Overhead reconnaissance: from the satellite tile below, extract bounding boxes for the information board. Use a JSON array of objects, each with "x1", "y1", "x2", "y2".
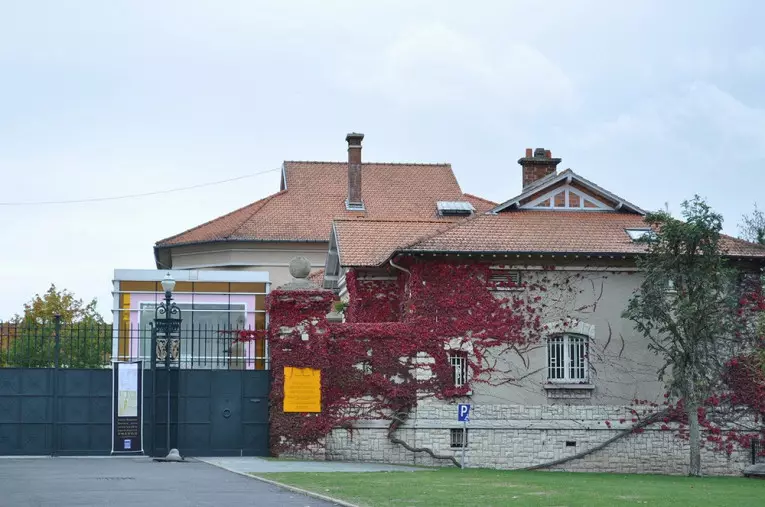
[
  {"x1": 112, "y1": 361, "x2": 143, "y2": 454},
  {"x1": 283, "y1": 367, "x2": 321, "y2": 413}
]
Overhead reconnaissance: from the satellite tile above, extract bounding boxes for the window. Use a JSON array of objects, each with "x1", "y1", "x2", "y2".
[
  {"x1": 449, "y1": 351, "x2": 468, "y2": 387},
  {"x1": 437, "y1": 201, "x2": 475, "y2": 216},
  {"x1": 488, "y1": 268, "x2": 521, "y2": 290},
  {"x1": 547, "y1": 334, "x2": 588, "y2": 383},
  {"x1": 625, "y1": 228, "x2": 654, "y2": 241},
  {"x1": 450, "y1": 428, "x2": 468, "y2": 448},
  {"x1": 355, "y1": 360, "x2": 372, "y2": 375}
]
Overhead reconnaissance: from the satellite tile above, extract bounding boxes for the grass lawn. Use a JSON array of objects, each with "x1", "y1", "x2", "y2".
[{"x1": 257, "y1": 469, "x2": 765, "y2": 507}]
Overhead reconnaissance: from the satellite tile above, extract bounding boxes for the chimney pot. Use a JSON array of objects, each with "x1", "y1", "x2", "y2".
[
  {"x1": 545, "y1": 150, "x2": 552, "y2": 158},
  {"x1": 525, "y1": 148, "x2": 532, "y2": 157},
  {"x1": 346, "y1": 132, "x2": 364, "y2": 209}
]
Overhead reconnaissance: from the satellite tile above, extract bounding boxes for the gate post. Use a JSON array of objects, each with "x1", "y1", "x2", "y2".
[
  {"x1": 150, "y1": 322, "x2": 157, "y2": 457},
  {"x1": 51, "y1": 314, "x2": 61, "y2": 456}
]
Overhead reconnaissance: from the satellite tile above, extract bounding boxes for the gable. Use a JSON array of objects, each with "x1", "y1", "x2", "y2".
[
  {"x1": 520, "y1": 181, "x2": 617, "y2": 211},
  {"x1": 491, "y1": 169, "x2": 644, "y2": 215}
]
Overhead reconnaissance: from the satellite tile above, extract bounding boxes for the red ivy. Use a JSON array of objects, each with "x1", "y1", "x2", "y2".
[{"x1": 258, "y1": 259, "x2": 546, "y2": 454}]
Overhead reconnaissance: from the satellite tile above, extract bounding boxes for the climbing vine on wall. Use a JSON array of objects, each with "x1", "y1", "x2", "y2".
[
  {"x1": 260, "y1": 260, "x2": 555, "y2": 455},
  {"x1": 625, "y1": 287, "x2": 765, "y2": 457},
  {"x1": 238, "y1": 259, "x2": 764, "y2": 461}
]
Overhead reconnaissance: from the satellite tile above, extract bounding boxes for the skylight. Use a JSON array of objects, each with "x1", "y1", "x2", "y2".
[
  {"x1": 625, "y1": 228, "x2": 654, "y2": 241},
  {"x1": 437, "y1": 201, "x2": 475, "y2": 216}
]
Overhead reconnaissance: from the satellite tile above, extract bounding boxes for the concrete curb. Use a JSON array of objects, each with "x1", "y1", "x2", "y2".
[{"x1": 198, "y1": 460, "x2": 359, "y2": 507}]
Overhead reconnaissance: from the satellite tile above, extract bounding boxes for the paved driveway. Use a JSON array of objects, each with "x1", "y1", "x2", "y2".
[{"x1": 0, "y1": 457, "x2": 336, "y2": 507}]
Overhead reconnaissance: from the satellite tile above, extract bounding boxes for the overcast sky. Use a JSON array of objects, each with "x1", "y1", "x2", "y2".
[{"x1": 1, "y1": 0, "x2": 763, "y2": 320}]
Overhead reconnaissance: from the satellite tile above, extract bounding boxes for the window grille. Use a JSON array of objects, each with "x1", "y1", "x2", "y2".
[
  {"x1": 547, "y1": 334, "x2": 588, "y2": 383},
  {"x1": 449, "y1": 352, "x2": 468, "y2": 387},
  {"x1": 754, "y1": 440, "x2": 764, "y2": 464},
  {"x1": 450, "y1": 428, "x2": 468, "y2": 448},
  {"x1": 488, "y1": 269, "x2": 521, "y2": 290}
]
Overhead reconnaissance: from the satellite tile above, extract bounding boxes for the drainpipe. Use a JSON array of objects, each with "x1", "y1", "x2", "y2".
[{"x1": 389, "y1": 256, "x2": 412, "y2": 299}]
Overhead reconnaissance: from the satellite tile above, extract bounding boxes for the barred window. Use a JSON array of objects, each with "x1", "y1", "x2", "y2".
[
  {"x1": 547, "y1": 333, "x2": 588, "y2": 383},
  {"x1": 449, "y1": 351, "x2": 468, "y2": 387},
  {"x1": 450, "y1": 428, "x2": 468, "y2": 448}
]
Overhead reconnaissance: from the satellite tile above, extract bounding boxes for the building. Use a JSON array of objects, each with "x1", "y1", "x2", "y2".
[
  {"x1": 154, "y1": 133, "x2": 494, "y2": 288},
  {"x1": 316, "y1": 148, "x2": 765, "y2": 475}
]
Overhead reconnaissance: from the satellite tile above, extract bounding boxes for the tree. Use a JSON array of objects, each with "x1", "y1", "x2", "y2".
[
  {"x1": 2, "y1": 285, "x2": 110, "y2": 368},
  {"x1": 14, "y1": 284, "x2": 105, "y2": 325},
  {"x1": 739, "y1": 204, "x2": 765, "y2": 245},
  {"x1": 623, "y1": 196, "x2": 757, "y2": 476}
]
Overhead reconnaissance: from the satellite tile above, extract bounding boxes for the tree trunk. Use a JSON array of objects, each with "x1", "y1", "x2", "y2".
[{"x1": 687, "y1": 401, "x2": 702, "y2": 476}]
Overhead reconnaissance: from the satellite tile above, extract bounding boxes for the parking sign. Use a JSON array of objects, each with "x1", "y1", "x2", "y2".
[{"x1": 458, "y1": 404, "x2": 470, "y2": 422}]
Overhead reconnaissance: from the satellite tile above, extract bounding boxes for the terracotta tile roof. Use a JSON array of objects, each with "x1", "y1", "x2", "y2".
[
  {"x1": 719, "y1": 235, "x2": 765, "y2": 258},
  {"x1": 402, "y1": 211, "x2": 765, "y2": 258},
  {"x1": 333, "y1": 219, "x2": 454, "y2": 267},
  {"x1": 307, "y1": 268, "x2": 325, "y2": 286},
  {"x1": 156, "y1": 161, "x2": 493, "y2": 247},
  {"x1": 334, "y1": 211, "x2": 765, "y2": 267}
]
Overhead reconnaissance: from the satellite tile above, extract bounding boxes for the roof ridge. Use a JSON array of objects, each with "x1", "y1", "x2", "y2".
[
  {"x1": 334, "y1": 218, "x2": 451, "y2": 224},
  {"x1": 721, "y1": 233, "x2": 765, "y2": 250},
  {"x1": 462, "y1": 192, "x2": 497, "y2": 206},
  {"x1": 284, "y1": 160, "x2": 452, "y2": 167},
  {"x1": 224, "y1": 191, "x2": 287, "y2": 239},
  {"x1": 155, "y1": 191, "x2": 285, "y2": 246},
  {"x1": 396, "y1": 212, "x2": 489, "y2": 253}
]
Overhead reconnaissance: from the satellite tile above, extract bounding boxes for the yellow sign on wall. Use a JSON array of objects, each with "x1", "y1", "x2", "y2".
[{"x1": 283, "y1": 367, "x2": 321, "y2": 413}]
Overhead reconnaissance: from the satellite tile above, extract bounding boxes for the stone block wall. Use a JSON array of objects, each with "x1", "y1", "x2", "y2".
[{"x1": 308, "y1": 403, "x2": 751, "y2": 476}]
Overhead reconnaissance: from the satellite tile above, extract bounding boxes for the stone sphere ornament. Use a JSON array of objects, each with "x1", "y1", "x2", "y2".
[{"x1": 289, "y1": 256, "x2": 312, "y2": 279}]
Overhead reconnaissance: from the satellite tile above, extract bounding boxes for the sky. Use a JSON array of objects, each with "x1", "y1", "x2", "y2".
[{"x1": 1, "y1": 0, "x2": 764, "y2": 320}]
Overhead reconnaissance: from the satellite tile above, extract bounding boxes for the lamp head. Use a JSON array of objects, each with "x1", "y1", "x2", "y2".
[{"x1": 161, "y1": 272, "x2": 176, "y2": 294}]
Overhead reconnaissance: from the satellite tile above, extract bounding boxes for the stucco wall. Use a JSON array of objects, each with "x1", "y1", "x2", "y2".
[
  {"x1": 471, "y1": 268, "x2": 664, "y2": 407},
  {"x1": 167, "y1": 241, "x2": 328, "y2": 288}
]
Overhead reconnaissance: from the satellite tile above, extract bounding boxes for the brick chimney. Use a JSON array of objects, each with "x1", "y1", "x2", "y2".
[
  {"x1": 346, "y1": 132, "x2": 364, "y2": 209},
  {"x1": 518, "y1": 147, "x2": 562, "y2": 189}
]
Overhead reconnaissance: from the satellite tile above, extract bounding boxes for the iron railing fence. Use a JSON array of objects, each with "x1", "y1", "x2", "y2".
[{"x1": 0, "y1": 320, "x2": 268, "y2": 370}]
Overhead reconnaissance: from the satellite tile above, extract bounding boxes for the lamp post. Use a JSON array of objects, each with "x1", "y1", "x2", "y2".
[{"x1": 154, "y1": 272, "x2": 182, "y2": 461}]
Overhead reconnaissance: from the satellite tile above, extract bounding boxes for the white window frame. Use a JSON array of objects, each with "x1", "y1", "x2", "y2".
[
  {"x1": 547, "y1": 333, "x2": 589, "y2": 383},
  {"x1": 449, "y1": 351, "x2": 468, "y2": 388}
]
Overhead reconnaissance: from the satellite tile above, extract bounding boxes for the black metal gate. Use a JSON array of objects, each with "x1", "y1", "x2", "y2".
[
  {"x1": 0, "y1": 321, "x2": 270, "y2": 457},
  {"x1": 146, "y1": 369, "x2": 269, "y2": 457}
]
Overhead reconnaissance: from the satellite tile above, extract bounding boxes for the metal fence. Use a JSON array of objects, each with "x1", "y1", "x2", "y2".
[{"x1": 0, "y1": 320, "x2": 268, "y2": 370}]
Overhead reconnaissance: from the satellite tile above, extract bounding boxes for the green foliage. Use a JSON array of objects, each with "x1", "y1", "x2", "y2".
[
  {"x1": 14, "y1": 284, "x2": 105, "y2": 325},
  {"x1": 0, "y1": 323, "x2": 112, "y2": 368},
  {"x1": 332, "y1": 300, "x2": 349, "y2": 313},
  {"x1": 623, "y1": 196, "x2": 759, "y2": 475},
  {"x1": 624, "y1": 196, "x2": 744, "y2": 400},
  {"x1": 739, "y1": 203, "x2": 765, "y2": 245},
  {"x1": 2, "y1": 285, "x2": 110, "y2": 368}
]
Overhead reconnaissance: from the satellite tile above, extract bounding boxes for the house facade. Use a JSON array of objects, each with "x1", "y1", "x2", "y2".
[
  {"x1": 154, "y1": 133, "x2": 494, "y2": 288},
  {"x1": 316, "y1": 148, "x2": 765, "y2": 475}
]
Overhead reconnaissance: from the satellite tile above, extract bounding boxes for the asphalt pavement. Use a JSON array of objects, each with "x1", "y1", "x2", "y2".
[{"x1": 0, "y1": 457, "x2": 337, "y2": 507}]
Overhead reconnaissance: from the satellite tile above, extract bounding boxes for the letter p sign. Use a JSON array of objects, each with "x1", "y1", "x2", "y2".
[{"x1": 457, "y1": 404, "x2": 471, "y2": 422}]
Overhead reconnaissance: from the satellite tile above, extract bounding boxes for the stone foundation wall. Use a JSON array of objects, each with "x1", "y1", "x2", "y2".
[{"x1": 292, "y1": 404, "x2": 750, "y2": 476}]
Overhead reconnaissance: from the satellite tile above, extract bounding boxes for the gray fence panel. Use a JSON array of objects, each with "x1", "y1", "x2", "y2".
[
  {"x1": 56, "y1": 370, "x2": 112, "y2": 455},
  {"x1": 0, "y1": 369, "x2": 53, "y2": 455}
]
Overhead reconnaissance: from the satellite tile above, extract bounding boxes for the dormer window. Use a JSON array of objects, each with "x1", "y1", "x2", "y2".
[
  {"x1": 437, "y1": 201, "x2": 475, "y2": 217},
  {"x1": 625, "y1": 228, "x2": 654, "y2": 241}
]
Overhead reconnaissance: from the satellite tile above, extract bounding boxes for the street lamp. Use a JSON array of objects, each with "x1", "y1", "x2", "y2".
[{"x1": 154, "y1": 272, "x2": 182, "y2": 461}]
